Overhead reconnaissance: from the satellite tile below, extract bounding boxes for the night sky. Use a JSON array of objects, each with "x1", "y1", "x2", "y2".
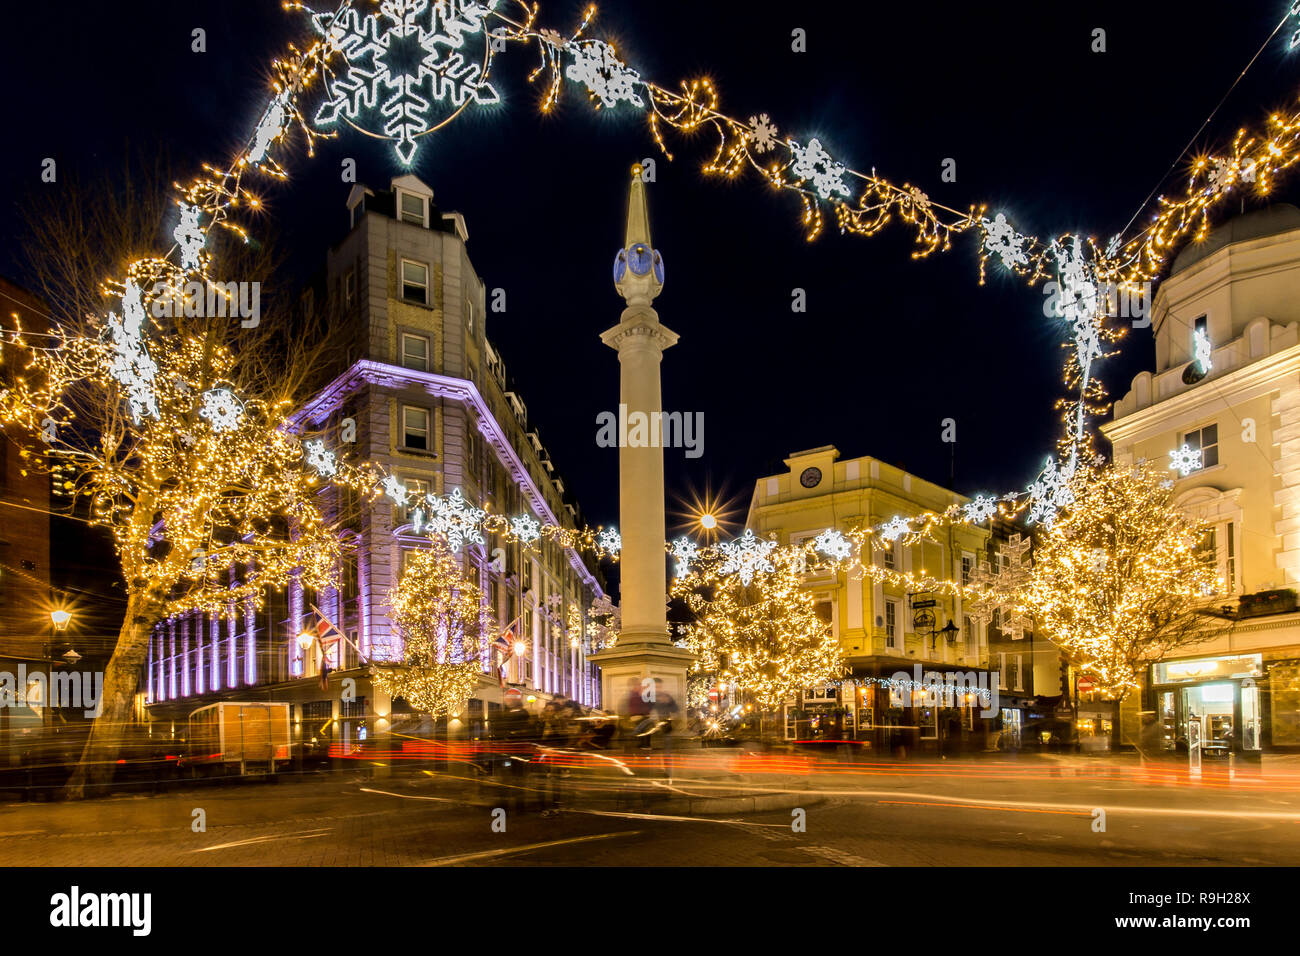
[{"x1": 4, "y1": 0, "x2": 1300, "y2": 536}]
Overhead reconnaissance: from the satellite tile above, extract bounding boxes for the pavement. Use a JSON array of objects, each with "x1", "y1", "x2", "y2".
[{"x1": 0, "y1": 750, "x2": 1297, "y2": 866}]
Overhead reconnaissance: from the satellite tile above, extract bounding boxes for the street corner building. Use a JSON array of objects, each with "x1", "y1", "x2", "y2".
[
  {"x1": 1103, "y1": 203, "x2": 1300, "y2": 758},
  {"x1": 744, "y1": 445, "x2": 1071, "y2": 755},
  {"x1": 142, "y1": 175, "x2": 608, "y2": 767}
]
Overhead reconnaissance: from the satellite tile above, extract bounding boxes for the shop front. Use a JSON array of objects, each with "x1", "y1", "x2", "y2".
[{"x1": 1149, "y1": 653, "x2": 1264, "y2": 756}]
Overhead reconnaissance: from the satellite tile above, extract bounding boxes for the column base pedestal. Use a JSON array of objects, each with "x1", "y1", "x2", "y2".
[{"x1": 589, "y1": 635, "x2": 694, "y2": 729}]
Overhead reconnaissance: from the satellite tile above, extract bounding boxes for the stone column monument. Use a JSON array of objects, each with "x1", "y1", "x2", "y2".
[{"x1": 589, "y1": 164, "x2": 693, "y2": 726}]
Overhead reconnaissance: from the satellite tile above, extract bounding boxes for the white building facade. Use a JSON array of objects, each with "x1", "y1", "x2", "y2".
[{"x1": 1103, "y1": 204, "x2": 1300, "y2": 754}]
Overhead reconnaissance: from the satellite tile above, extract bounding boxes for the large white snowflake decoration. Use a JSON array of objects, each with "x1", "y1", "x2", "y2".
[
  {"x1": 967, "y1": 533, "x2": 1033, "y2": 641},
  {"x1": 813, "y1": 528, "x2": 852, "y2": 562},
  {"x1": 198, "y1": 388, "x2": 244, "y2": 432},
  {"x1": 105, "y1": 280, "x2": 159, "y2": 422},
  {"x1": 748, "y1": 113, "x2": 779, "y2": 153},
  {"x1": 1027, "y1": 456, "x2": 1075, "y2": 526},
  {"x1": 303, "y1": 438, "x2": 338, "y2": 477},
  {"x1": 173, "y1": 203, "x2": 206, "y2": 273},
  {"x1": 564, "y1": 39, "x2": 644, "y2": 109},
  {"x1": 597, "y1": 527, "x2": 622, "y2": 556},
  {"x1": 1169, "y1": 444, "x2": 1202, "y2": 477},
  {"x1": 426, "y1": 486, "x2": 486, "y2": 552},
  {"x1": 510, "y1": 513, "x2": 541, "y2": 545},
  {"x1": 962, "y1": 494, "x2": 998, "y2": 526},
  {"x1": 670, "y1": 536, "x2": 698, "y2": 578},
  {"x1": 877, "y1": 515, "x2": 912, "y2": 544},
  {"x1": 719, "y1": 529, "x2": 777, "y2": 586},
  {"x1": 313, "y1": 0, "x2": 501, "y2": 165},
  {"x1": 981, "y1": 213, "x2": 1029, "y2": 272},
  {"x1": 790, "y1": 138, "x2": 852, "y2": 201}
]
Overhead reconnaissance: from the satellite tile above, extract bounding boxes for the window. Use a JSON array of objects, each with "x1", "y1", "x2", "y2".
[
  {"x1": 399, "y1": 191, "x2": 428, "y2": 226},
  {"x1": 813, "y1": 597, "x2": 834, "y2": 638},
  {"x1": 1226, "y1": 521, "x2": 1236, "y2": 590},
  {"x1": 1182, "y1": 423, "x2": 1219, "y2": 470},
  {"x1": 964, "y1": 615, "x2": 976, "y2": 653},
  {"x1": 401, "y1": 260, "x2": 429, "y2": 304},
  {"x1": 401, "y1": 405, "x2": 430, "y2": 451},
  {"x1": 397, "y1": 477, "x2": 430, "y2": 524},
  {"x1": 1000, "y1": 653, "x2": 1022, "y2": 691},
  {"x1": 400, "y1": 332, "x2": 430, "y2": 371},
  {"x1": 1197, "y1": 521, "x2": 1236, "y2": 594},
  {"x1": 961, "y1": 552, "x2": 974, "y2": 586},
  {"x1": 465, "y1": 293, "x2": 476, "y2": 334},
  {"x1": 882, "y1": 541, "x2": 896, "y2": 570},
  {"x1": 885, "y1": 600, "x2": 898, "y2": 649},
  {"x1": 343, "y1": 269, "x2": 355, "y2": 306}
]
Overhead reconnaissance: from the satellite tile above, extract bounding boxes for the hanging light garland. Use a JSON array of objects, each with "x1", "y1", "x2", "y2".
[{"x1": 8, "y1": 0, "x2": 1300, "y2": 571}]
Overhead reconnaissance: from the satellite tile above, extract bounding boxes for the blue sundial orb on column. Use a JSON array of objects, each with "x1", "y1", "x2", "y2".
[
  {"x1": 613, "y1": 249, "x2": 628, "y2": 284},
  {"x1": 652, "y1": 250, "x2": 665, "y2": 283},
  {"x1": 628, "y1": 243, "x2": 654, "y2": 276}
]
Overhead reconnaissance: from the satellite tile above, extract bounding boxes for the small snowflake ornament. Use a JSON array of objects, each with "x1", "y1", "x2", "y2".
[
  {"x1": 1169, "y1": 444, "x2": 1202, "y2": 477},
  {"x1": 510, "y1": 513, "x2": 541, "y2": 545},
  {"x1": 303, "y1": 439, "x2": 338, "y2": 477},
  {"x1": 981, "y1": 213, "x2": 1028, "y2": 272},
  {"x1": 1028, "y1": 456, "x2": 1076, "y2": 526},
  {"x1": 1193, "y1": 327, "x2": 1213, "y2": 373},
  {"x1": 597, "y1": 527, "x2": 622, "y2": 555},
  {"x1": 381, "y1": 474, "x2": 408, "y2": 505},
  {"x1": 813, "y1": 528, "x2": 852, "y2": 562},
  {"x1": 174, "y1": 203, "x2": 206, "y2": 273},
  {"x1": 748, "y1": 113, "x2": 779, "y2": 153},
  {"x1": 198, "y1": 388, "x2": 244, "y2": 432},
  {"x1": 565, "y1": 39, "x2": 644, "y2": 109},
  {"x1": 790, "y1": 138, "x2": 851, "y2": 200},
  {"x1": 426, "y1": 487, "x2": 486, "y2": 552},
  {"x1": 962, "y1": 494, "x2": 998, "y2": 525},
  {"x1": 877, "y1": 515, "x2": 912, "y2": 544},
  {"x1": 670, "y1": 536, "x2": 699, "y2": 578},
  {"x1": 106, "y1": 280, "x2": 159, "y2": 422},
  {"x1": 719, "y1": 529, "x2": 777, "y2": 586}
]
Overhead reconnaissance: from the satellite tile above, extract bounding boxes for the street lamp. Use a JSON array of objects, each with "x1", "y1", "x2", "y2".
[{"x1": 50, "y1": 609, "x2": 72, "y2": 631}]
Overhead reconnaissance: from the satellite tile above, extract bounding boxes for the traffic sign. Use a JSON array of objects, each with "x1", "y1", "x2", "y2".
[{"x1": 1077, "y1": 675, "x2": 1097, "y2": 694}]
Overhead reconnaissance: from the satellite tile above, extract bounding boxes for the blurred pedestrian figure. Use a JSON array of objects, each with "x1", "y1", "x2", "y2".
[
  {"x1": 654, "y1": 689, "x2": 680, "y2": 772},
  {"x1": 493, "y1": 700, "x2": 538, "y2": 814}
]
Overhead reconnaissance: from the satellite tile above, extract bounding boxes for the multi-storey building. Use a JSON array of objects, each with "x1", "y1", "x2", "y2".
[
  {"x1": 0, "y1": 278, "x2": 53, "y2": 742},
  {"x1": 745, "y1": 445, "x2": 1066, "y2": 752},
  {"x1": 144, "y1": 175, "x2": 606, "y2": 752},
  {"x1": 1104, "y1": 203, "x2": 1300, "y2": 755}
]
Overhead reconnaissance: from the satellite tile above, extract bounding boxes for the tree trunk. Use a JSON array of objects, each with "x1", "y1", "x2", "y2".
[{"x1": 64, "y1": 589, "x2": 159, "y2": 799}]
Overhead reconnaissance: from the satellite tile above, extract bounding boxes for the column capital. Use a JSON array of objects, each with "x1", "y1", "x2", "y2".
[{"x1": 601, "y1": 308, "x2": 679, "y2": 353}]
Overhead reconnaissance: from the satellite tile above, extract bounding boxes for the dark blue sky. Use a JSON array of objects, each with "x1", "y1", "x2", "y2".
[{"x1": 4, "y1": 0, "x2": 1300, "y2": 530}]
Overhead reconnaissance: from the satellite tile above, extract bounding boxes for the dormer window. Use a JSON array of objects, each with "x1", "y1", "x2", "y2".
[{"x1": 398, "y1": 190, "x2": 428, "y2": 227}]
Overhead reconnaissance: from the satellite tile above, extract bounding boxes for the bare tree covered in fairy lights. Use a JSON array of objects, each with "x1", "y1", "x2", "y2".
[{"x1": 371, "y1": 536, "x2": 488, "y2": 718}]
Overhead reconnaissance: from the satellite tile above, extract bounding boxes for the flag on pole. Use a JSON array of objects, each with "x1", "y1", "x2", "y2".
[
  {"x1": 493, "y1": 617, "x2": 521, "y2": 688},
  {"x1": 309, "y1": 604, "x2": 346, "y2": 690}
]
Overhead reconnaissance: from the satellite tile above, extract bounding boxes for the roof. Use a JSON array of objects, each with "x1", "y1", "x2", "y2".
[{"x1": 1170, "y1": 203, "x2": 1300, "y2": 275}]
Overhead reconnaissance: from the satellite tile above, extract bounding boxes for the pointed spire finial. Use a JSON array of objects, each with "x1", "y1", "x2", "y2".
[{"x1": 625, "y1": 163, "x2": 652, "y2": 250}]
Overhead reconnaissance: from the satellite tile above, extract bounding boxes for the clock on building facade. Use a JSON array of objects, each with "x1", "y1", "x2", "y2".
[{"x1": 800, "y1": 467, "x2": 822, "y2": 488}]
